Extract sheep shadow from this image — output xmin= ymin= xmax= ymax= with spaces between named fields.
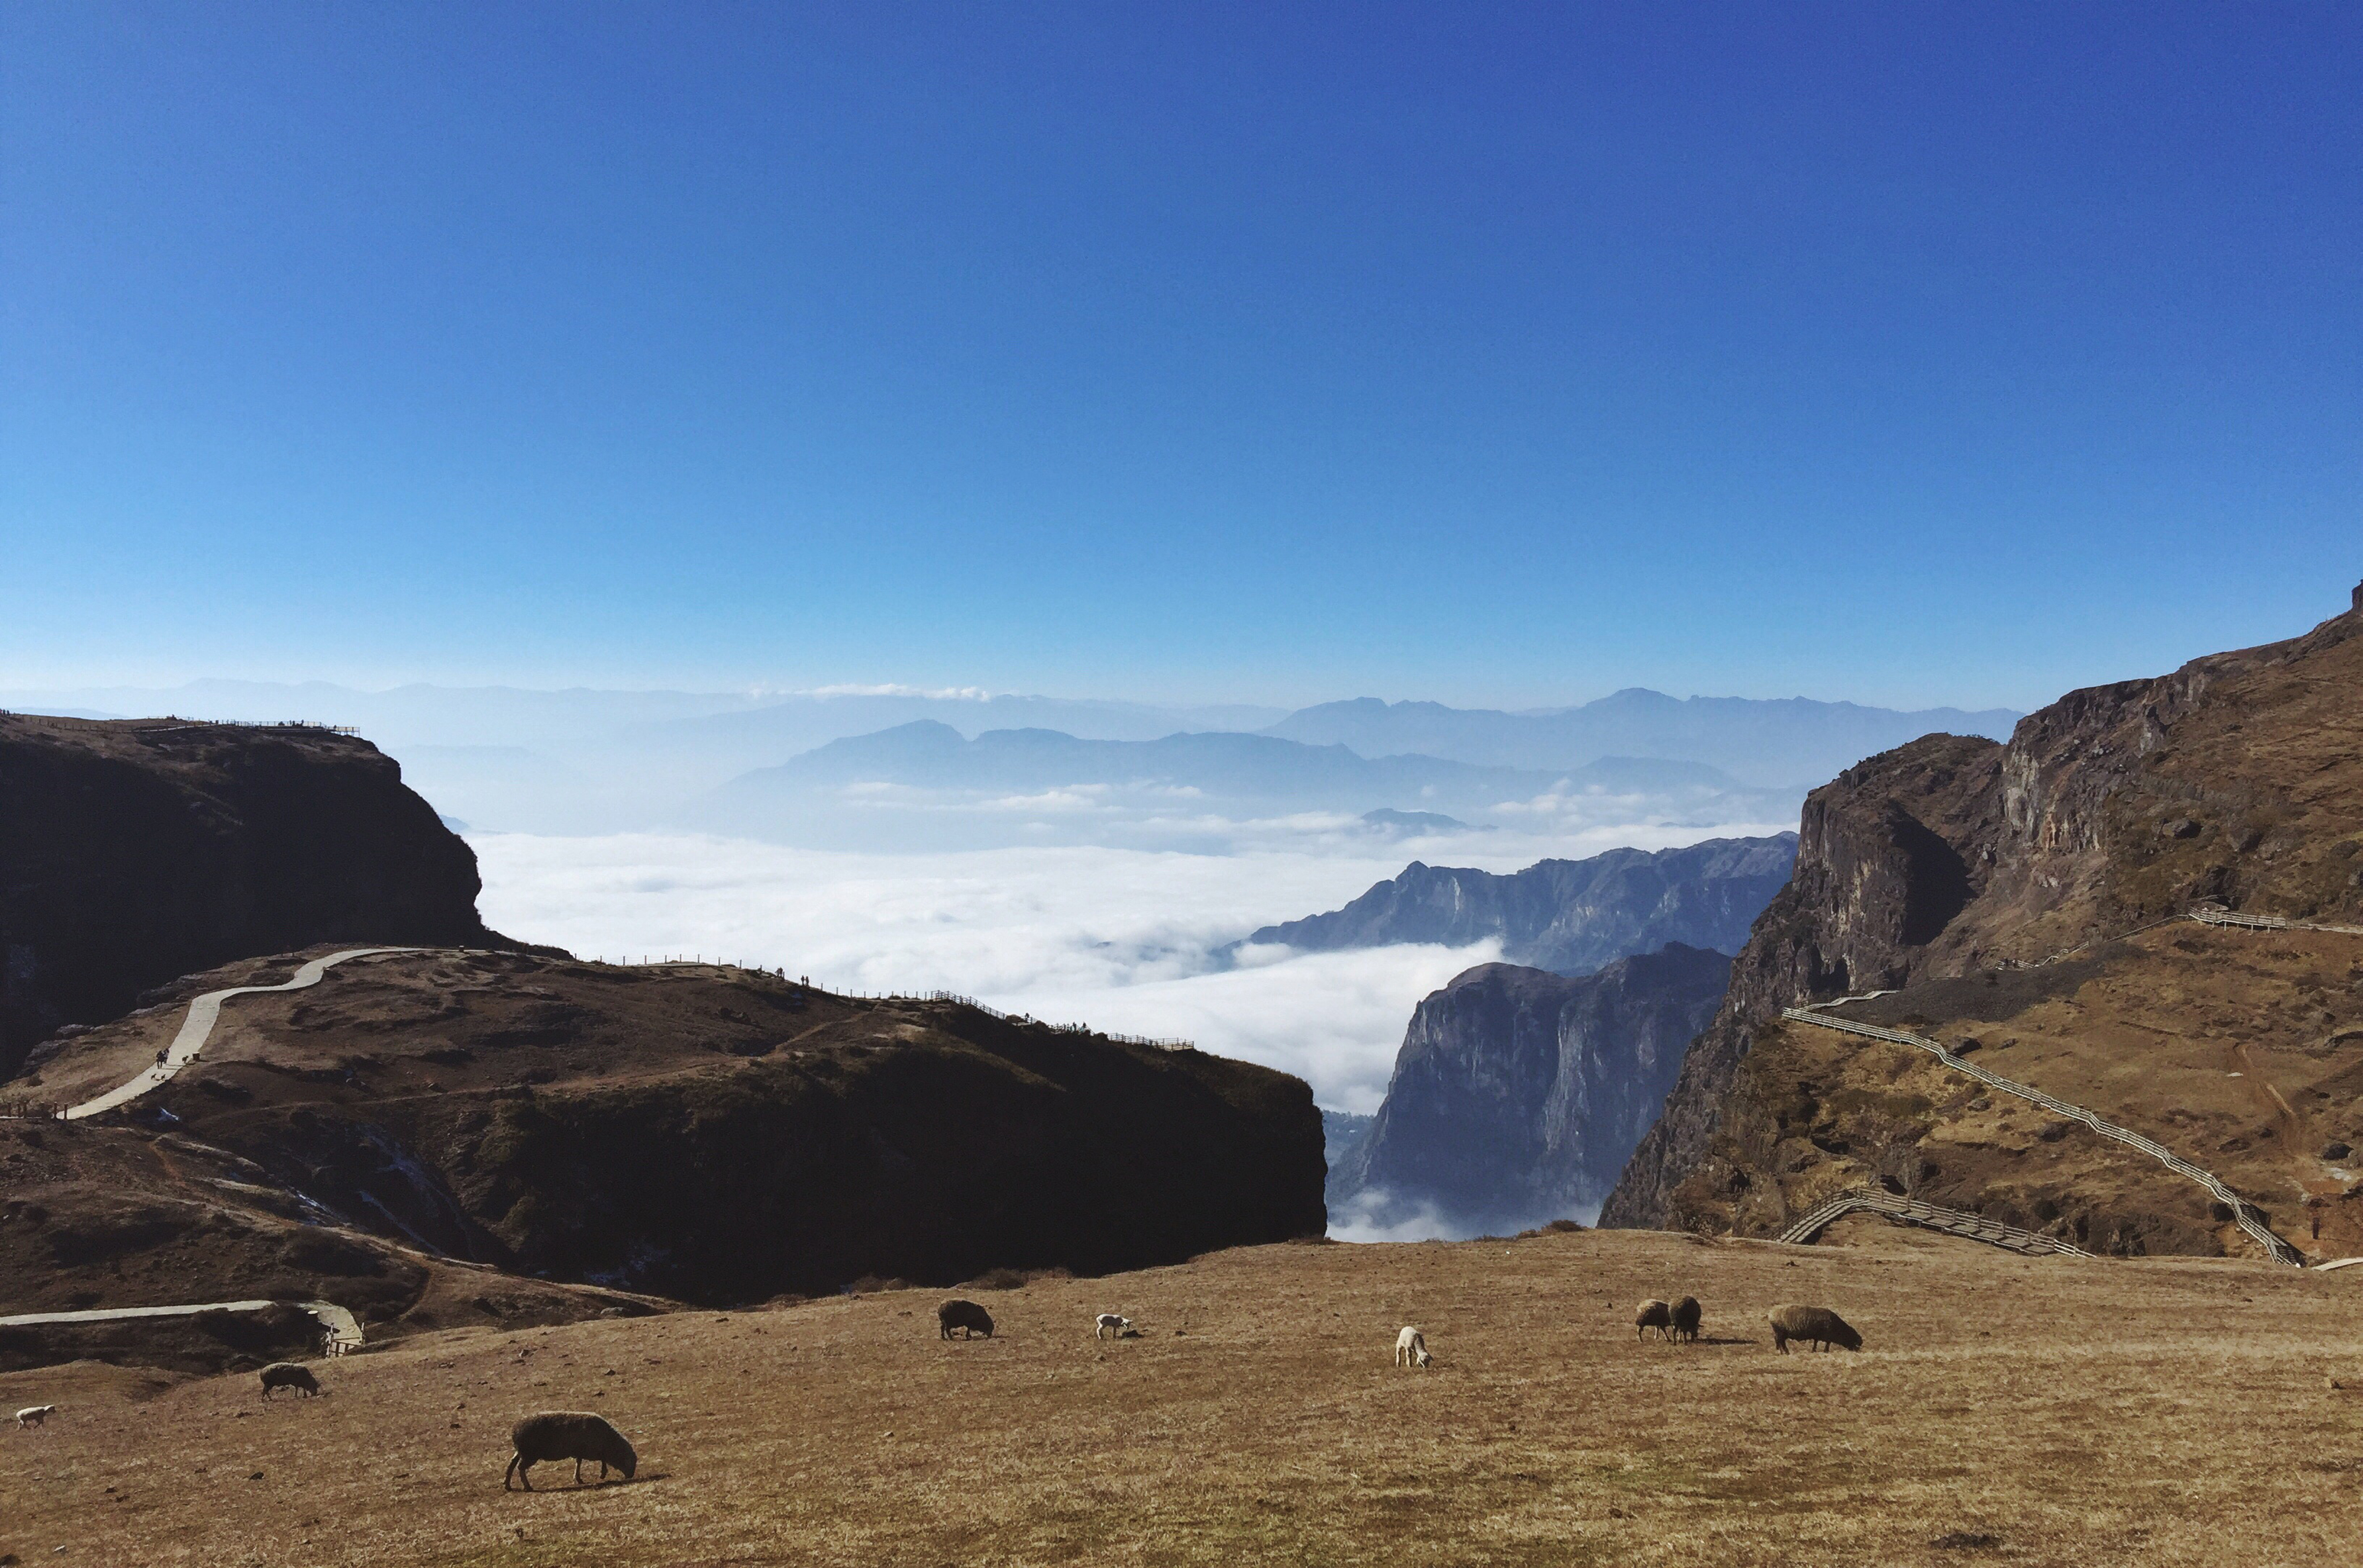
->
xmin=1692 ymin=1336 xmax=1762 ymax=1347
xmin=516 ymin=1470 xmax=670 ymax=1493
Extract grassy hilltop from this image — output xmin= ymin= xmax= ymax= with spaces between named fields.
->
xmin=5 ymin=1223 xmax=2359 ymax=1567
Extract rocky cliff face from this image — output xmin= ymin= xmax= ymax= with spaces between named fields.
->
xmin=0 ymin=716 xmax=499 ymax=1077
xmin=22 ymin=948 xmax=1325 ymax=1307
xmin=1234 ymin=835 xmax=1797 ymax=976
xmin=1329 ymin=945 xmax=1731 ymax=1234
xmin=1603 ymin=585 xmax=2363 ymax=1230
xmin=1321 ymin=1108 xmax=1374 ymax=1169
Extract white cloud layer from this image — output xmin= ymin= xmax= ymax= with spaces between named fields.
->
xmin=470 ymin=815 xmax=1776 ymax=1122
xmin=1323 ymin=1185 xmax=1605 ymax=1245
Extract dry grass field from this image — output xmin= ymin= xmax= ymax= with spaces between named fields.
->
xmin=1688 ymin=922 xmax=2363 ymax=1259
xmin=5 ymin=1223 xmax=2361 ymax=1567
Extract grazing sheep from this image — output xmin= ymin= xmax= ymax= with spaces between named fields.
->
xmin=1671 ymin=1296 xmax=1702 ymax=1344
xmin=1394 ymin=1326 xmax=1432 ymax=1368
xmin=938 ymin=1299 xmax=995 ymax=1340
xmin=1095 ymin=1313 xmax=1132 ymax=1340
xmin=15 ymin=1405 xmax=57 ymax=1429
xmin=505 ymin=1411 xmax=638 ymax=1490
xmin=1634 ymin=1299 xmax=1674 ymax=1340
xmin=258 ymin=1363 xmax=322 ymax=1399
xmin=1767 ymin=1303 xmax=1862 ymax=1353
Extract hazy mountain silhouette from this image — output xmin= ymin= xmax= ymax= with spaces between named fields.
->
xmin=1263 ymin=691 xmax=2020 ymax=787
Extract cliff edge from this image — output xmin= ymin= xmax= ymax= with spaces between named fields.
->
xmin=1231 ymin=836 xmax=1795 ymax=977
xmin=1 ymin=714 xmax=501 ymax=1077
xmin=1604 ymin=584 xmax=2363 ymax=1230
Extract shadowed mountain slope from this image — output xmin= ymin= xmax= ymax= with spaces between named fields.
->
xmin=0 ymin=714 xmax=505 ymax=1079
xmin=15 ymin=947 xmax=1323 ymax=1315
xmin=1605 ymin=583 xmax=2363 ymax=1244
xmin=0 ymin=1109 xmax=666 ymax=1374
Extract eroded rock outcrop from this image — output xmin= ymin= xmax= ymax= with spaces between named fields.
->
xmin=1604 ymin=584 xmax=2363 ymax=1230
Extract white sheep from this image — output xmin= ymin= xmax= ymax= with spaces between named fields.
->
xmin=1394 ymin=1326 xmax=1432 ymax=1368
xmin=1095 ymin=1313 xmax=1132 ymax=1340
xmin=15 ymin=1405 xmax=57 ymax=1429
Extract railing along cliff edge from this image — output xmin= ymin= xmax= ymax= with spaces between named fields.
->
xmin=1779 ymin=1006 xmax=2304 ymax=1266
xmin=1777 ymin=1186 xmax=2093 ymax=1257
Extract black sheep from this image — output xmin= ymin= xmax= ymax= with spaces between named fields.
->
xmin=1767 ymin=1304 xmax=1862 ymax=1353
xmin=505 ymin=1411 xmax=638 ymax=1489
xmin=938 ymin=1299 xmax=995 ymax=1340
xmin=259 ymin=1363 xmax=322 ymax=1399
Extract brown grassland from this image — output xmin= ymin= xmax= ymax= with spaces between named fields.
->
xmin=1717 ymin=922 xmax=2363 ymax=1258
xmin=5 ymin=1222 xmax=2361 ymax=1567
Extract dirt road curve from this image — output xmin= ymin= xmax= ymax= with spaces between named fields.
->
xmin=0 ymin=1299 xmax=364 ymax=1351
xmin=63 ymin=948 xmax=419 ymax=1121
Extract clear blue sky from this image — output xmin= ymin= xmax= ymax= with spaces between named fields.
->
xmin=3 ymin=2 xmax=2356 ymax=710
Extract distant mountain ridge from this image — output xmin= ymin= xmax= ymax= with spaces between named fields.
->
xmin=1232 ymin=834 xmax=1798 ymax=976
xmin=701 ymin=722 xmax=1796 ymax=848
xmin=3 ymin=680 xmax=2018 ymax=840
xmin=0 ymin=683 xmax=1288 ymax=836
xmin=735 ymin=720 xmax=1592 ymax=798
xmin=0 ymin=680 xmax=1283 ymax=753
xmin=1264 ymin=691 xmax=2021 ymax=787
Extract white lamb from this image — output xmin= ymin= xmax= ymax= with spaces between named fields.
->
xmin=1394 ymin=1326 xmax=1431 ymax=1368
xmin=16 ymin=1405 xmax=57 ymax=1429
xmin=1095 ymin=1313 xmax=1132 ymax=1340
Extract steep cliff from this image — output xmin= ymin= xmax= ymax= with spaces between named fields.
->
xmin=0 ymin=715 xmax=501 ymax=1077
xmin=21 ymin=947 xmax=1325 ymax=1306
xmin=1329 ymin=944 xmax=1731 ymax=1234
xmin=1232 ymin=835 xmax=1797 ymax=976
xmin=1603 ymin=584 xmax=2363 ymax=1232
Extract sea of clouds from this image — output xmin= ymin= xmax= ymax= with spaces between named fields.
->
xmin=470 ymin=813 xmax=1786 ymax=1118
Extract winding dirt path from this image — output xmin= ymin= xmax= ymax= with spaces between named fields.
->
xmin=1782 ymin=908 xmax=2363 ymax=1268
xmin=1782 ymin=1007 xmax=2306 ymax=1265
xmin=0 ymin=1299 xmax=364 ymax=1351
xmin=64 ymin=948 xmax=419 ymax=1121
